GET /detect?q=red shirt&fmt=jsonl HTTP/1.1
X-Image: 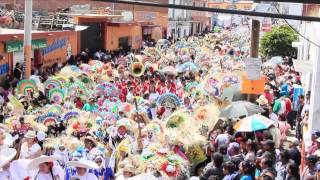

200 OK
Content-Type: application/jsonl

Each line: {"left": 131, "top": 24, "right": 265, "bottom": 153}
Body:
{"left": 285, "top": 98, "right": 292, "bottom": 114}
{"left": 75, "top": 99, "right": 84, "bottom": 109}
{"left": 264, "top": 92, "right": 274, "bottom": 104}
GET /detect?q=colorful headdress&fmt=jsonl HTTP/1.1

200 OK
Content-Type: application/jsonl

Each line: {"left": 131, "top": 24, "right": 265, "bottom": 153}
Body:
{"left": 157, "top": 93, "right": 181, "bottom": 109}
{"left": 38, "top": 112, "right": 60, "bottom": 126}
{"left": 16, "top": 79, "right": 38, "bottom": 96}
{"left": 44, "top": 78, "right": 62, "bottom": 90}
{"left": 48, "top": 104, "right": 63, "bottom": 114}
{"left": 62, "top": 111, "right": 80, "bottom": 122}
{"left": 185, "top": 82, "right": 199, "bottom": 93}
{"left": 95, "top": 82, "right": 119, "bottom": 97}
{"left": 48, "top": 88, "right": 65, "bottom": 104}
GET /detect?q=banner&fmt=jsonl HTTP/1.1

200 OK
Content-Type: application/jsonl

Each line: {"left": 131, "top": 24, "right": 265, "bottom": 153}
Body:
{"left": 241, "top": 75, "right": 266, "bottom": 94}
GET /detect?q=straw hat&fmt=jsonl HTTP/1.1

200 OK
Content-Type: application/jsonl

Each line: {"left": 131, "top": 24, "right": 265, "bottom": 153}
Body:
{"left": 256, "top": 95, "right": 268, "bottom": 106}
{"left": 27, "top": 155, "right": 60, "bottom": 170}
{"left": 24, "top": 130, "right": 36, "bottom": 139}
{"left": 123, "top": 164, "right": 137, "bottom": 174}
{"left": 286, "top": 137, "right": 299, "bottom": 146}
{"left": 66, "top": 159, "right": 99, "bottom": 169}
{"left": 83, "top": 136, "right": 98, "bottom": 147}
{"left": 0, "top": 148, "right": 16, "bottom": 169}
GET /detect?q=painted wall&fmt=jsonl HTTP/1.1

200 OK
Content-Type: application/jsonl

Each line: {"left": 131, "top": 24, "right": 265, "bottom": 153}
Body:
{"left": 40, "top": 32, "right": 78, "bottom": 67}
{"left": 105, "top": 25, "right": 142, "bottom": 51}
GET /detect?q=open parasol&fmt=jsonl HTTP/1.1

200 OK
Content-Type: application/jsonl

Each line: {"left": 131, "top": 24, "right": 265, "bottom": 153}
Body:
{"left": 219, "top": 101, "right": 264, "bottom": 118}
{"left": 234, "top": 114, "right": 275, "bottom": 132}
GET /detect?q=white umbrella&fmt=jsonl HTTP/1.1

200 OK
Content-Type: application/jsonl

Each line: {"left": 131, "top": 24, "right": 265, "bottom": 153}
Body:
{"left": 219, "top": 101, "right": 264, "bottom": 118}
{"left": 269, "top": 56, "right": 283, "bottom": 65}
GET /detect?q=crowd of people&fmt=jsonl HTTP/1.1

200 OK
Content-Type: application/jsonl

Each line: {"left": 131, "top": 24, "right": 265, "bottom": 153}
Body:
{"left": 0, "top": 25, "right": 318, "bottom": 180}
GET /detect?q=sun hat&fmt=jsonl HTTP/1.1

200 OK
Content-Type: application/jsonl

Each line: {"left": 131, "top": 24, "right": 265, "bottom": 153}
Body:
{"left": 83, "top": 136, "right": 98, "bottom": 147}
{"left": 256, "top": 95, "right": 268, "bottom": 106}
{"left": 24, "top": 130, "right": 36, "bottom": 139}
{"left": 66, "top": 159, "right": 99, "bottom": 169}
{"left": 0, "top": 148, "right": 16, "bottom": 169}
{"left": 122, "top": 164, "right": 137, "bottom": 174}
{"left": 27, "top": 155, "right": 60, "bottom": 170}
{"left": 286, "top": 137, "right": 299, "bottom": 146}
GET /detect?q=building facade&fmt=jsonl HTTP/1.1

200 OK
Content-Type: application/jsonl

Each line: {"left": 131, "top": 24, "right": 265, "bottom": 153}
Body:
{"left": 0, "top": 0, "right": 169, "bottom": 76}
{"left": 167, "top": 0, "right": 209, "bottom": 40}
{"left": 167, "top": 0, "right": 192, "bottom": 40}
{"left": 293, "top": 4, "right": 320, "bottom": 144}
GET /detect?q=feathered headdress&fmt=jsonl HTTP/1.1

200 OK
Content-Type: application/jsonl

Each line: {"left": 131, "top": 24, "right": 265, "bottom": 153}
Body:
{"left": 16, "top": 79, "right": 39, "bottom": 97}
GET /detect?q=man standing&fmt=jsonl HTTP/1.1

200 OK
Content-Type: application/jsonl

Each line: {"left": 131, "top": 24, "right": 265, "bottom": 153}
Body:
{"left": 13, "top": 63, "right": 23, "bottom": 80}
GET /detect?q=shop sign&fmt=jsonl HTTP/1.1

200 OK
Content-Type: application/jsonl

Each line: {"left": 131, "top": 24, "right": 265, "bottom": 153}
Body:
{"left": 42, "top": 38, "right": 67, "bottom": 56}
{"left": 6, "top": 39, "right": 47, "bottom": 53}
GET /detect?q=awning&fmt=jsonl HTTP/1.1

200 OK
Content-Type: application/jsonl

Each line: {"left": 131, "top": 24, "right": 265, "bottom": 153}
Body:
{"left": 74, "top": 25, "right": 89, "bottom": 31}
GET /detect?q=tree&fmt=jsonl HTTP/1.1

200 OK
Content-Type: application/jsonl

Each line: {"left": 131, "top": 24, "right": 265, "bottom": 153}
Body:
{"left": 260, "top": 25, "right": 298, "bottom": 58}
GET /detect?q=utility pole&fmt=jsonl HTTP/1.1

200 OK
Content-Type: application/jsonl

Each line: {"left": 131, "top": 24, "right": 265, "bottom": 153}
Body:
{"left": 247, "top": 19, "right": 260, "bottom": 102}
{"left": 251, "top": 20, "right": 260, "bottom": 58}
{"left": 24, "top": 0, "right": 32, "bottom": 79}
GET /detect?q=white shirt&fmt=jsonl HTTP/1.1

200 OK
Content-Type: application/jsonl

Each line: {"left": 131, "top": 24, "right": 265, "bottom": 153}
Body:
{"left": 0, "top": 170, "right": 10, "bottom": 180}
{"left": 19, "top": 142, "right": 41, "bottom": 159}
{"left": 74, "top": 172, "right": 98, "bottom": 180}
{"left": 33, "top": 166, "right": 64, "bottom": 180}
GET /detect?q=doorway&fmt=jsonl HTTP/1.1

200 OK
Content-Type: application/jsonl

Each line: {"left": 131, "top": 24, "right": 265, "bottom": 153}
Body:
{"left": 80, "top": 23, "right": 104, "bottom": 55}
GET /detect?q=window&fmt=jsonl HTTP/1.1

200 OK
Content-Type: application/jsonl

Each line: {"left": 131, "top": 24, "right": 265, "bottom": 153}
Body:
{"left": 184, "top": 29, "right": 187, "bottom": 37}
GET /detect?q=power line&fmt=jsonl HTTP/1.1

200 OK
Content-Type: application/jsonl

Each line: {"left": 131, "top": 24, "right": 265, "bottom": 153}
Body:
{"left": 254, "top": 0, "right": 320, "bottom": 4}
{"left": 94, "top": 0, "right": 320, "bottom": 22}
{"left": 273, "top": 4, "right": 320, "bottom": 48}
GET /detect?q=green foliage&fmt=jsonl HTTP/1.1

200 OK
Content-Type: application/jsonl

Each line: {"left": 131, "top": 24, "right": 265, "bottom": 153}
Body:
{"left": 260, "top": 25, "right": 298, "bottom": 58}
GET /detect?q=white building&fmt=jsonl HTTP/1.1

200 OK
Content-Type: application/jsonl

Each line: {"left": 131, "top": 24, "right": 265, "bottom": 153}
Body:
{"left": 292, "top": 5, "right": 320, "bottom": 144}
{"left": 167, "top": 0, "right": 193, "bottom": 40}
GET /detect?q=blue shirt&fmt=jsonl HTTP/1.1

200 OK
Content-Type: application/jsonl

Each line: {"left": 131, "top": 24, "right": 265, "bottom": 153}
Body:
{"left": 240, "top": 175, "right": 253, "bottom": 180}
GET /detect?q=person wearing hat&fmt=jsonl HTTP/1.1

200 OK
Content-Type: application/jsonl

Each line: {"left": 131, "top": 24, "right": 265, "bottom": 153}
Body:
{"left": 116, "top": 164, "right": 137, "bottom": 180}
{"left": 307, "top": 131, "right": 320, "bottom": 156}
{"left": 287, "top": 137, "right": 301, "bottom": 166}
{"left": 83, "top": 136, "right": 97, "bottom": 152}
{"left": 0, "top": 128, "right": 8, "bottom": 150}
{"left": 27, "top": 155, "right": 64, "bottom": 180}
{"left": 0, "top": 148, "right": 16, "bottom": 179}
{"left": 256, "top": 95, "right": 268, "bottom": 107}
{"left": 263, "top": 84, "right": 273, "bottom": 104}
{"left": 301, "top": 155, "right": 318, "bottom": 180}
{"left": 312, "top": 137, "right": 320, "bottom": 157}
{"left": 82, "top": 98, "right": 98, "bottom": 112}
{"left": 19, "top": 130, "right": 42, "bottom": 159}
{"left": 66, "top": 159, "right": 99, "bottom": 180}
